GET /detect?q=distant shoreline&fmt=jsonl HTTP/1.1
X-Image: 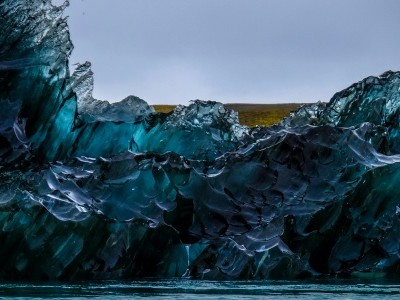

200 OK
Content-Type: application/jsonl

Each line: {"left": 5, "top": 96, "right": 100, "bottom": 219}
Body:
{"left": 153, "top": 103, "right": 304, "bottom": 127}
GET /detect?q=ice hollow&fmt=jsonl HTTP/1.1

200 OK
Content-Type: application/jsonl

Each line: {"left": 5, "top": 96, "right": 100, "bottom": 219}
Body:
{"left": 1, "top": 0, "right": 400, "bottom": 280}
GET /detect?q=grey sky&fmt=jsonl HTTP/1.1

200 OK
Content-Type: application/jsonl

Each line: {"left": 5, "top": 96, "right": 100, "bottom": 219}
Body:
{"left": 64, "top": 0, "right": 400, "bottom": 104}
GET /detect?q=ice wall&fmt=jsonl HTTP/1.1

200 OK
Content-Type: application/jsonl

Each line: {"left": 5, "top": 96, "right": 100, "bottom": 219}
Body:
{"left": 1, "top": 0, "right": 400, "bottom": 280}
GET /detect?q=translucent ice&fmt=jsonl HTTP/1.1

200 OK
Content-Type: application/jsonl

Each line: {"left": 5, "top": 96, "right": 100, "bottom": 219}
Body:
{"left": 1, "top": 0, "right": 400, "bottom": 280}
{"left": 71, "top": 62, "right": 155, "bottom": 123}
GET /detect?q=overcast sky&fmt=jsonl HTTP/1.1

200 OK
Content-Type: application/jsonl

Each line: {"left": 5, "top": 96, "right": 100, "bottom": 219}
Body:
{"left": 63, "top": 0, "right": 400, "bottom": 104}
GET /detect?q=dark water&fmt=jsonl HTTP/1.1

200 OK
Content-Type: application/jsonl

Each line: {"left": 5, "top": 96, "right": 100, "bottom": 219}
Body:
{"left": 1, "top": 280, "right": 400, "bottom": 299}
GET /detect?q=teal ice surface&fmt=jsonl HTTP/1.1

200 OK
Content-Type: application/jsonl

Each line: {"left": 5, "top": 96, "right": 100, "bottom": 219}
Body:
{"left": 3, "top": 0, "right": 400, "bottom": 281}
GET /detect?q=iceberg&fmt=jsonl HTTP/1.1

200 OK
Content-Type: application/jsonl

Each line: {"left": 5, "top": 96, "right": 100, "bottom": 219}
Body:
{"left": 1, "top": 0, "right": 400, "bottom": 280}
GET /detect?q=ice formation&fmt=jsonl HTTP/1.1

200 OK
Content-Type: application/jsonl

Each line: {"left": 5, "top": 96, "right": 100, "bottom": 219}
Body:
{"left": 1, "top": 0, "right": 400, "bottom": 280}
{"left": 72, "top": 62, "right": 155, "bottom": 123}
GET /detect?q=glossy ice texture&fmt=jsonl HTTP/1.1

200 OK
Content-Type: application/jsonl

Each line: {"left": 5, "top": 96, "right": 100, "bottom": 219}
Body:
{"left": 1, "top": 0, "right": 400, "bottom": 280}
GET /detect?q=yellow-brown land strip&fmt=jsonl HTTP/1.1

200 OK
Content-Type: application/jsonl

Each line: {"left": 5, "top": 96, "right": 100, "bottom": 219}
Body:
{"left": 153, "top": 103, "right": 303, "bottom": 127}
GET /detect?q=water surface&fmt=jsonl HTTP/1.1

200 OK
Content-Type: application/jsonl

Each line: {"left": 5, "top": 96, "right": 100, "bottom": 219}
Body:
{"left": 1, "top": 279, "right": 399, "bottom": 299}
